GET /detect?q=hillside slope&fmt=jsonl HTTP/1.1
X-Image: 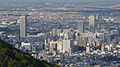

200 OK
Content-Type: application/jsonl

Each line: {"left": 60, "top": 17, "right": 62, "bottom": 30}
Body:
{"left": 0, "top": 39, "right": 59, "bottom": 67}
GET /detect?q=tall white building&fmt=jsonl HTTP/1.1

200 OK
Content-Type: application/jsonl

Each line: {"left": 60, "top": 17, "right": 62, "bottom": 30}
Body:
{"left": 89, "top": 15, "right": 95, "bottom": 33}
{"left": 86, "top": 43, "right": 90, "bottom": 54}
{"left": 78, "top": 21, "right": 84, "bottom": 33}
{"left": 20, "top": 16, "right": 27, "bottom": 38}
{"left": 62, "top": 33, "right": 74, "bottom": 53}
{"left": 63, "top": 39, "right": 74, "bottom": 53}
{"left": 101, "top": 34, "right": 105, "bottom": 52}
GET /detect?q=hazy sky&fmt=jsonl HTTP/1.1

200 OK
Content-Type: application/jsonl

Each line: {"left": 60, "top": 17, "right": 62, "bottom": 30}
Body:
{"left": 0, "top": 0, "right": 120, "bottom": 7}
{"left": 1, "top": 0, "right": 120, "bottom": 3}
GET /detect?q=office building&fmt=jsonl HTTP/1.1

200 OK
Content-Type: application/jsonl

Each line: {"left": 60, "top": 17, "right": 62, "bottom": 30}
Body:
{"left": 63, "top": 33, "right": 74, "bottom": 54}
{"left": 89, "top": 15, "right": 95, "bottom": 33}
{"left": 78, "top": 21, "right": 84, "bottom": 33}
{"left": 63, "top": 39, "right": 74, "bottom": 54}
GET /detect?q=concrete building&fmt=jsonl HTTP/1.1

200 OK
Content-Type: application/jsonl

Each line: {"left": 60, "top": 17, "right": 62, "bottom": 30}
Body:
{"left": 63, "top": 39, "right": 74, "bottom": 54}
{"left": 21, "top": 42, "right": 31, "bottom": 51}
{"left": 101, "top": 34, "right": 105, "bottom": 52}
{"left": 78, "top": 21, "right": 84, "bottom": 33}
{"left": 63, "top": 33, "right": 74, "bottom": 54}
{"left": 57, "top": 40, "right": 63, "bottom": 52}
{"left": 20, "top": 16, "right": 27, "bottom": 38}
{"left": 49, "top": 41, "right": 57, "bottom": 53}
{"left": 89, "top": 15, "right": 95, "bottom": 33}
{"left": 86, "top": 43, "right": 90, "bottom": 54}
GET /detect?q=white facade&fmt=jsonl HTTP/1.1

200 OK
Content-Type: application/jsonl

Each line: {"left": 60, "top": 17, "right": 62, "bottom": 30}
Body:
{"left": 57, "top": 41, "right": 63, "bottom": 52}
{"left": 21, "top": 42, "right": 31, "bottom": 51}
{"left": 89, "top": 15, "right": 95, "bottom": 33}
{"left": 63, "top": 39, "right": 74, "bottom": 53}
{"left": 21, "top": 42, "right": 30, "bottom": 47}
{"left": 86, "top": 43, "right": 90, "bottom": 54}
{"left": 78, "top": 21, "right": 84, "bottom": 33}
{"left": 20, "top": 16, "right": 27, "bottom": 38}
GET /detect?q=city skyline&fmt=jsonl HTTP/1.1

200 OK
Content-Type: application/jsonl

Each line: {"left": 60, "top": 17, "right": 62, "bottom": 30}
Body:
{"left": 0, "top": 0, "right": 120, "bottom": 67}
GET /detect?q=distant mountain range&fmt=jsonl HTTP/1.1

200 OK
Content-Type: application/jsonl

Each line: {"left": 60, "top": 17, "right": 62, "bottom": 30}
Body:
{"left": 0, "top": 39, "right": 59, "bottom": 67}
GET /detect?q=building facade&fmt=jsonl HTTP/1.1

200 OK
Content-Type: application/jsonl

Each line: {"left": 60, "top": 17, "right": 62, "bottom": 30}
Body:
{"left": 20, "top": 16, "right": 27, "bottom": 38}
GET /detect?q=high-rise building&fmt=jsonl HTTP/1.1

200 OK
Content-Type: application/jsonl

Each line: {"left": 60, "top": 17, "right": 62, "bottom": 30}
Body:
{"left": 89, "top": 15, "right": 95, "bottom": 33}
{"left": 20, "top": 16, "right": 27, "bottom": 38}
{"left": 86, "top": 43, "right": 90, "bottom": 54}
{"left": 49, "top": 41, "right": 57, "bottom": 53}
{"left": 63, "top": 33, "right": 74, "bottom": 54}
{"left": 63, "top": 39, "right": 74, "bottom": 54}
{"left": 78, "top": 21, "right": 84, "bottom": 33}
{"left": 101, "top": 34, "right": 105, "bottom": 52}
{"left": 101, "top": 42, "right": 105, "bottom": 52}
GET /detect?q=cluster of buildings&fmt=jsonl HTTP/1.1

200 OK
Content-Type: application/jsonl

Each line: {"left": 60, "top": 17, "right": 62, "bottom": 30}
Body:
{"left": 0, "top": 7, "right": 120, "bottom": 67}
{"left": 13, "top": 14, "right": 120, "bottom": 67}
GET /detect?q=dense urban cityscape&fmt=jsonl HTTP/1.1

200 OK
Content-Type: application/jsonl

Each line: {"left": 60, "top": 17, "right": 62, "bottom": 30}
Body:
{"left": 0, "top": 0, "right": 120, "bottom": 67}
